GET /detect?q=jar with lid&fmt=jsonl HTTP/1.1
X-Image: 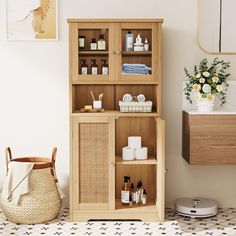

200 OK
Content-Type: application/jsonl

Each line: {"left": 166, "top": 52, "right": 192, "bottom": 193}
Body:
{"left": 98, "top": 34, "right": 106, "bottom": 50}
{"left": 91, "top": 59, "right": 98, "bottom": 75}
{"left": 80, "top": 59, "right": 88, "bottom": 75}
{"left": 90, "top": 38, "right": 97, "bottom": 50}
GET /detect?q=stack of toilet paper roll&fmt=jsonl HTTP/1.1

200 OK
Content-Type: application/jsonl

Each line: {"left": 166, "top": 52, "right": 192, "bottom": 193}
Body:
{"left": 122, "top": 136, "right": 148, "bottom": 161}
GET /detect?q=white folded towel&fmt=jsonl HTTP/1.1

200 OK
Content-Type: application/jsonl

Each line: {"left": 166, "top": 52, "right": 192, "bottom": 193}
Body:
{"left": 2, "top": 162, "right": 34, "bottom": 205}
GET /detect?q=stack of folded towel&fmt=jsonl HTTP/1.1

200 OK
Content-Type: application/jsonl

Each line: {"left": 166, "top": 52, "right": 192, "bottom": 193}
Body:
{"left": 122, "top": 64, "right": 151, "bottom": 74}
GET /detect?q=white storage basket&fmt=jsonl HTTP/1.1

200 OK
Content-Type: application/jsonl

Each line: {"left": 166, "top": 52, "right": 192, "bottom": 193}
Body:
{"left": 119, "top": 101, "right": 152, "bottom": 112}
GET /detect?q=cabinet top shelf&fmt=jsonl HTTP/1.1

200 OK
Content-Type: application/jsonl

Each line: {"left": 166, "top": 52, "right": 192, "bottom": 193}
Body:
{"left": 71, "top": 110, "right": 160, "bottom": 117}
{"left": 67, "top": 18, "right": 164, "bottom": 23}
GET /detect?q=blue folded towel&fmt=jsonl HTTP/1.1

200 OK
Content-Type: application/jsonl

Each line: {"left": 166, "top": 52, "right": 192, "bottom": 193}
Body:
{"left": 122, "top": 64, "right": 151, "bottom": 74}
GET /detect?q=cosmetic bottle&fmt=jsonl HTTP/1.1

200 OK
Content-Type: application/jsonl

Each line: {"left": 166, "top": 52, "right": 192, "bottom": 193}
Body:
{"left": 134, "top": 33, "right": 144, "bottom": 51}
{"left": 142, "top": 189, "right": 147, "bottom": 205}
{"left": 101, "top": 59, "right": 109, "bottom": 75}
{"left": 80, "top": 59, "right": 88, "bottom": 75}
{"left": 90, "top": 38, "right": 97, "bottom": 50}
{"left": 79, "top": 36, "right": 86, "bottom": 50}
{"left": 136, "top": 180, "right": 143, "bottom": 204}
{"left": 129, "top": 195, "right": 133, "bottom": 206}
{"left": 98, "top": 34, "right": 106, "bottom": 50}
{"left": 130, "top": 183, "right": 136, "bottom": 203}
{"left": 121, "top": 176, "right": 130, "bottom": 206}
{"left": 144, "top": 38, "right": 149, "bottom": 51}
{"left": 91, "top": 59, "right": 98, "bottom": 75}
{"left": 125, "top": 30, "right": 134, "bottom": 51}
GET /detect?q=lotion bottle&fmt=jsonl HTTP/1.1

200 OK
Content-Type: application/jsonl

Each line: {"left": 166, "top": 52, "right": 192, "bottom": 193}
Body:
{"left": 121, "top": 176, "right": 130, "bottom": 206}
{"left": 125, "top": 30, "right": 134, "bottom": 51}
{"left": 144, "top": 38, "right": 149, "bottom": 51}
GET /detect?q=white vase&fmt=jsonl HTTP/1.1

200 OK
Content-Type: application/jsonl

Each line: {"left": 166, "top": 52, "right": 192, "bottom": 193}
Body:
{"left": 196, "top": 99, "right": 215, "bottom": 112}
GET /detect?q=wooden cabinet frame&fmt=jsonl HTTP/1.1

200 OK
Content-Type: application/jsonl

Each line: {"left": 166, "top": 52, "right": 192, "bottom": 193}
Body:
{"left": 68, "top": 19, "right": 165, "bottom": 222}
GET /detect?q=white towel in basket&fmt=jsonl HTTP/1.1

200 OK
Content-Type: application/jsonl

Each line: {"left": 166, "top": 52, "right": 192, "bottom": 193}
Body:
{"left": 2, "top": 162, "right": 34, "bottom": 205}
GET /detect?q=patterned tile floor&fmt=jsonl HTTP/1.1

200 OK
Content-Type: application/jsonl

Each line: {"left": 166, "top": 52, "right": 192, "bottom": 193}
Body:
{"left": 1, "top": 208, "right": 236, "bottom": 235}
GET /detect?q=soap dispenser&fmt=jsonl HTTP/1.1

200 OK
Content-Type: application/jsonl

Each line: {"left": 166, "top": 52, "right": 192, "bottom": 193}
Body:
{"left": 134, "top": 33, "right": 144, "bottom": 51}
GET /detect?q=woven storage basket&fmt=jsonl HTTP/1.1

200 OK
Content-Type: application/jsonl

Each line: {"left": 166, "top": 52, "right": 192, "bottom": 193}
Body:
{"left": 119, "top": 101, "right": 152, "bottom": 112}
{"left": 0, "top": 147, "right": 62, "bottom": 224}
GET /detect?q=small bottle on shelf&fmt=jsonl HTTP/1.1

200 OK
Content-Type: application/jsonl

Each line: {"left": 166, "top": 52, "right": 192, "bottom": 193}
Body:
{"left": 90, "top": 38, "right": 97, "bottom": 50}
{"left": 142, "top": 189, "right": 147, "bottom": 205}
{"left": 98, "top": 34, "right": 106, "bottom": 50}
{"left": 125, "top": 30, "right": 134, "bottom": 51}
{"left": 80, "top": 59, "right": 88, "bottom": 75}
{"left": 121, "top": 176, "right": 130, "bottom": 206}
{"left": 91, "top": 59, "right": 98, "bottom": 75}
{"left": 79, "top": 36, "right": 86, "bottom": 50}
{"left": 134, "top": 33, "right": 144, "bottom": 51}
{"left": 130, "top": 183, "right": 136, "bottom": 203}
{"left": 144, "top": 38, "right": 149, "bottom": 51}
{"left": 101, "top": 59, "right": 109, "bottom": 75}
{"left": 136, "top": 180, "right": 143, "bottom": 204}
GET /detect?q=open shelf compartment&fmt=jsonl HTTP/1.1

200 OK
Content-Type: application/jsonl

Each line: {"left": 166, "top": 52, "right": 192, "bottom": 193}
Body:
{"left": 115, "top": 117, "right": 157, "bottom": 158}
{"left": 72, "top": 85, "right": 158, "bottom": 113}
{"left": 115, "top": 164, "right": 156, "bottom": 210}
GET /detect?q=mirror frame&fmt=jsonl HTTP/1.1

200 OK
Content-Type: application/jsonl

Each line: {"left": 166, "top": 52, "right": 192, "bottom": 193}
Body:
{"left": 197, "top": 0, "right": 236, "bottom": 55}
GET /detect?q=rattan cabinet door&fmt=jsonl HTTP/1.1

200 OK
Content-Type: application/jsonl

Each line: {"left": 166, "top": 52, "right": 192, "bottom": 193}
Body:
{"left": 71, "top": 116, "right": 115, "bottom": 210}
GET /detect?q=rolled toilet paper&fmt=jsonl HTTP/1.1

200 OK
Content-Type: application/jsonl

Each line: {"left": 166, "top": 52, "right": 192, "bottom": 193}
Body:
{"left": 128, "top": 136, "right": 142, "bottom": 149}
{"left": 135, "top": 147, "right": 148, "bottom": 160}
{"left": 122, "top": 147, "right": 135, "bottom": 161}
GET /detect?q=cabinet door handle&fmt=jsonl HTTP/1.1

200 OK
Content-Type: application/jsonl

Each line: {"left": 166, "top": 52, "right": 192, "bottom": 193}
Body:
{"left": 115, "top": 50, "right": 121, "bottom": 55}
{"left": 110, "top": 162, "right": 115, "bottom": 166}
{"left": 110, "top": 50, "right": 115, "bottom": 55}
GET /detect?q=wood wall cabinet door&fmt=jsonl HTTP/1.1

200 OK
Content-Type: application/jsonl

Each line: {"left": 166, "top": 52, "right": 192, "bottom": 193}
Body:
{"left": 156, "top": 117, "right": 165, "bottom": 221}
{"left": 71, "top": 116, "right": 115, "bottom": 210}
{"left": 182, "top": 111, "right": 236, "bottom": 165}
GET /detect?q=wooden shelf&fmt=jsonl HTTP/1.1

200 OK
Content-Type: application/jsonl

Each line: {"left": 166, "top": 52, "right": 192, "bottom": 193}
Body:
{"left": 122, "top": 51, "right": 152, "bottom": 56}
{"left": 115, "top": 156, "right": 157, "bottom": 165}
{"left": 72, "top": 80, "right": 158, "bottom": 85}
{"left": 77, "top": 75, "right": 109, "bottom": 81}
{"left": 79, "top": 50, "right": 109, "bottom": 55}
{"left": 115, "top": 199, "right": 156, "bottom": 212}
{"left": 71, "top": 110, "right": 160, "bottom": 117}
{"left": 122, "top": 74, "right": 152, "bottom": 81}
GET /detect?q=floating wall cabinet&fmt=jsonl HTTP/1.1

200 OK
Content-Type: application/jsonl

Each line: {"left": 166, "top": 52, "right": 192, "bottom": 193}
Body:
{"left": 68, "top": 19, "right": 165, "bottom": 221}
{"left": 182, "top": 111, "right": 236, "bottom": 165}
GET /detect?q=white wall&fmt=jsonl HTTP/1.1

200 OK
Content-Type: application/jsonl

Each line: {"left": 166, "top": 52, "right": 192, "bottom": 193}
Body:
{"left": 1, "top": 0, "right": 236, "bottom": 208}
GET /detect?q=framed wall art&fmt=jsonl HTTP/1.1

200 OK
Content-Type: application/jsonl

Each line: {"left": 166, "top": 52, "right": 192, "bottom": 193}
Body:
{"left": 6, "top": 0, "right": 58, "bottom": 40}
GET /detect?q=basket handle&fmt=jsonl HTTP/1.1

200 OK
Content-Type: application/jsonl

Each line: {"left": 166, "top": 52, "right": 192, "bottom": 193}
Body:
{"left": 51, "top": 147, "right": 58, "bottom": 182}
{"left": 5, "top": 147, "right": 13, "bottom": 176}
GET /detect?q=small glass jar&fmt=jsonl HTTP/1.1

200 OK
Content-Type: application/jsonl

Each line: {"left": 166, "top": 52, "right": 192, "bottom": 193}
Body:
{"left": 90, "top": 38, "right": 97, "bottom": 50}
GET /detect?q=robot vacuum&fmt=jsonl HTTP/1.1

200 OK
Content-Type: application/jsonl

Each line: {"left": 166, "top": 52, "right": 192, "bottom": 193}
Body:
{"left": 175, "top": 198, "right": 218, "bottom": 218}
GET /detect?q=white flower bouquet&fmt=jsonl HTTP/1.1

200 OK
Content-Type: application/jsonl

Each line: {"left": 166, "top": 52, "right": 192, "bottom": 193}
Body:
{"left": 184, "top": 58, "right": 230, "bottom": 105}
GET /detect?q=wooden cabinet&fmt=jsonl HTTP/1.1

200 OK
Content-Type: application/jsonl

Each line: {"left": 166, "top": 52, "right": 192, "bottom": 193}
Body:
{"left": 68, "top": 19, "right": 165, "bottom": 221}
{"left": 182, "top": 111, "right": 236, "bottom": 165}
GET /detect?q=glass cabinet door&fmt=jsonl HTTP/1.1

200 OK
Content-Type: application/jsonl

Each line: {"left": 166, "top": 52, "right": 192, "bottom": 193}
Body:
{"left": 116, "top": 22, "right": 161, "bottom": 82}
{"left": 70, "top": 23, "right": 112, "bottom": 82}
